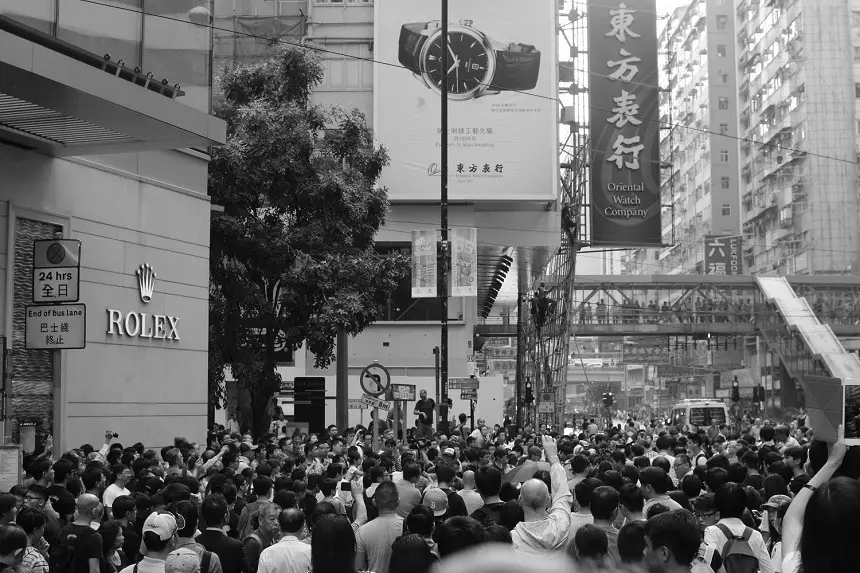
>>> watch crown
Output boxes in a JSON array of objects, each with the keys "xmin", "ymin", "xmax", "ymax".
[{"xmin": 461, "ymin": 19, "xmax": 473, "ymax": 26}]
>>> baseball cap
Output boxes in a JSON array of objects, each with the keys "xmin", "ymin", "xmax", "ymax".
[
  {"xmin": 144, "ymin": 477, "xmax": 165, "ymax": 496},
  {"xmin": 761, "ymin": 494, "xmax": 791, "ymax": 511},
  {"xmin": 422, "ymin": 487, "xmax": 448, "ymax": 517},
  {"xmin": 143, "ymin": 511, "xmax": 184, "ymax": 541},
  {"xmin": 241, "ymin": 435, "xmax": 258, "ymax": 450},
  {"xmin": 165, "ymin": 548, "xmax": 200, "ymax": 573},
  {"xmin": 444, "ymin": 448, "xmax": 456, "ymax": 456}
]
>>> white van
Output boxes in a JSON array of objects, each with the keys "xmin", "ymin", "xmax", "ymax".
[{"xmin": 669, "ymin": 399, "xmax": 729, "ymax": 430}]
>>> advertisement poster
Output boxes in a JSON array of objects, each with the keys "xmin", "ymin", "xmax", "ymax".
[
  {"xmin": 450, "ymin": 227, "xmax": 477, "ymax": 297},
  {"xmin": 588, "ymin": 0, "xmax": 662, "ymax": 246},
  {"xmin": 411, "ymin": 230, "xmax": 438, "ymax": 298},
  {"xmin": 705, "ymin": 235, "xmax": 743, "ymax": 275},
  {"xmin": 374, "ymin": 0, "xmax": 558, "ymax": 202}
]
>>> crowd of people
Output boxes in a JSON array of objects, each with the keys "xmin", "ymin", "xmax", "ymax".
[{"xmin": 0, "ymin": 409, "xmax": 854, "ymax": 573}]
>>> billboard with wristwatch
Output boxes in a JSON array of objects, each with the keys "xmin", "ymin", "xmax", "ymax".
[{"xmin": 374, "ymin": 0, "xmax": 558, "ymax": 202}]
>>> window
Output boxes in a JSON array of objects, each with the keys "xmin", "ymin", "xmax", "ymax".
[
  {"xmin": 0, "ymin": 0, "xmax": 55, "ymax": 34},
  {"xmin": 58, "ymin": 0, "xmax": 142, "ymax": 67},
  {"xmin": 718, "ymin": 97, "xmax": 729, "ymax": 109},
  {"xmin": 856, "ymin": 120, "xmax": 860, "ymax": 134},
  {"xmin": 717, "ymin": 44, "xmax": 727, "ymax": 57},
  {"xmin": 315, "ymin": 0, "xmax": 373, "ymax": 3},
  {"xmin": 721, "ymin": 176, "xmax": 730, "ymax": 189},
  {"xmin": 716, "ymin": 15, "xmax": 728, "ymax": 30},
  {"xmin": 719, "ymin": 123, "xmax": 729, "ymax": 135},
  {"xmin": 722, "ymin": 204, "xmax": 732, "ymax": 216},
  {"xmin": 377, "ymin": 244, "xmax": 441, "ymax": 321},
  {"xmin": 719, "ymin": 71, "xmax": 729, "ymax": 84},
  {"xmin": 318, "ymin": 42, "xmax": 374, "ymax": 91},
  {"xmin": 856, "ymin": 83, "xmax": 860, "ymax": 98},
  {"xmin": 853, "ymin": 10, "xmax": 860, "ymax": 26},
  {"xmin": 854, "ymin": 47, "xmax": 860, "ymax": 61},
  {"xmin": 720, "ymin": 150, "xmax": 729, "ymax": 162}
]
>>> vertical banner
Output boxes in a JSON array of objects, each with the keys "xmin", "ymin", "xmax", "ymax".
[
  {"xmin": 450, "ymin": 228, "xmax": 478, "ymax": 297},
  {"xmin": 293, "ymin": 377, "xmax": 325, "ymax": 435},
  {"xmin": 705, "ymin": 235, "xmax": 743, "ymax": 275},
  {"xmin": 588, "ymin": 0, "xmax": 662, "ymax": 246},
  {"xmin": 374, "ymin": 0, "xmax": 558, "ymax": 202},
  {"xmin": 411, "ymin": 230, "xmax": 438, "ymax": 298}
]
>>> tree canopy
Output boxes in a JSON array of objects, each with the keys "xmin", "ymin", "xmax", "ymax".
[{"xmin": 208, "ymin": 45, "xmax": 409, "ymax": 436}]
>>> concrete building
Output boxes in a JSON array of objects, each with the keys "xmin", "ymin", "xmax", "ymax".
[
  {"xmin": 628, "ymin": 0, "xmax": 742, "ymax": 276},
  {"xmin": 738, "ymin": 0, "xmax": 858, "ymax": 275},
  {"xmin": 0, "ymin": 1, "xmax": 225, "ymax": 450},
  {"xmin": 213, "ymin": 0, "xmax": 561, "ymax": 430}
]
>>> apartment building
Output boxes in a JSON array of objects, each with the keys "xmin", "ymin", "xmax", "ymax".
[{"xmin": 738, "ymin": 0, "xmax": 858, "ymax": 275}]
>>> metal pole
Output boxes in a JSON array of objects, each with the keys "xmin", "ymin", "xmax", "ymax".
[
  {"xmin": 439, "ymin": 0, "xmax": 450, "ymax": 429},
  {"xmin": 336, "ymin": 331, "xmax": 348, "ymax": 431},
  {"xmin": 372, "ymin": 408, "xmax": 379, "ymax": 452},
  {"xmin": 516, "ymin": 291, "xmax": 524, "ymax": 428},
  {"xmin": 434, "ymin": 346, "xmax": 441, "ymax": 423}
]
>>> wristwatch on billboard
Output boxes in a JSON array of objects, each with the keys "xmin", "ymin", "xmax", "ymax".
[{"xmin": 398, "ymin": 20, "xmax": 541, "ymax": 101}]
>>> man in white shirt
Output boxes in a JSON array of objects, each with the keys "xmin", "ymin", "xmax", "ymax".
[
  {"xmin": 640, "ymin": 467, "xmax": 682, "ymax": 517},
  {"xmin": 257, "ymin": 509, "xmax": 311, "ymax": 573},
  {"xmin": 103, "ymin": 465, "xmax": 132, "ymax": 519},
  {"xmin": 456, "ymin": 470, "xmax": 484, "ymax": 516},
  {"xmin": 703, "ymin": 483, "xmax": 774, "ymax": 573}
]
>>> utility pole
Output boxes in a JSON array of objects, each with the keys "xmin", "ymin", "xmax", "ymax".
[{"xmin": 438, "ymin": 0, "xmax": 450, "ymax": 428}]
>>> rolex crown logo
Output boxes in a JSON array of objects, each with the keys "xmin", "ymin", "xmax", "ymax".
[{"xmin": 136, "ymin": 263, "xmax": 156, "ymax": 303}]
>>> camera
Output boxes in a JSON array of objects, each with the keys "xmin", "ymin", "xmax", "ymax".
[{"xmin": 107, "ymin": 430, "xmax": 119, "ymax": 438}]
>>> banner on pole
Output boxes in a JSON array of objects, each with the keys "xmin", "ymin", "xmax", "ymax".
[
  {"xmin": 588, "ymin": 0, "xmax": 662, "ymax": 246},
  {"xmin": 411, "ymin": 230, "xmax": 438, "ymax": 298},
  {"xmin": 450, "ymin": 228, "xmax": 477, "ymax": 297}
]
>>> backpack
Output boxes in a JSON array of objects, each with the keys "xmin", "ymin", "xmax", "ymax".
[
  {"xmin": 49, "ymin": 528, "xmax": 95, "ymax": 573},
  {"xmin": 716, "ymin": 524, "xmax": 760, "ymax": 573}
]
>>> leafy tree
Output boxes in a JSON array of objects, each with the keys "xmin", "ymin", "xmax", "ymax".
[{"xmin": 208, "ymin": 45, "xmax": 409, "ymax": 438}]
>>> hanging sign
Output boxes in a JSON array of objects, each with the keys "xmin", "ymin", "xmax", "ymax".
[
  {"xmin": 411, "ymin": 230, "xmax": 438, "ymax": 298},
  {"xmin": 450, "ymin": 228, "xmax": 478, "ymax": 297}
]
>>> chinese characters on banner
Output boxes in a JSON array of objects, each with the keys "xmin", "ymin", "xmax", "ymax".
[
  {"xmin": 411, "ymin": 230, "xmax": 438, "ymax": 298},
  {"xmin": 704, "ymin": 235, "xmax": 743, "ymax": 275},
  {"xmin": 588, "ymin": 0, "xmax": 662, "ymax": 246},
  {"xmin": 450, "ymin": 228, "xmax": 478, "ymax": 297}
]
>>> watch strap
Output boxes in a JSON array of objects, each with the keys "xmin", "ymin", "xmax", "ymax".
[
  {"xmin": 492, "ymin": 43, "xmax": 541, "ymax": 91},
  {"xmin": 398, "ymin": 22, "xmax": 429, "ymax": 72}
]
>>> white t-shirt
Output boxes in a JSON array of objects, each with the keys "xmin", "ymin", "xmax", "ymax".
[{"xmin": 103, "ymin": 483, "xmax": 130, "ymax": 511}]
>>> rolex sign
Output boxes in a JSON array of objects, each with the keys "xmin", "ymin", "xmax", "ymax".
[
  {"xmin": 105, "ymin": 263, "xmax": 180, "ymax": 340},
  {"xmin": 374, "ymin": 0, "xmax": 559, "ymax": 202}
]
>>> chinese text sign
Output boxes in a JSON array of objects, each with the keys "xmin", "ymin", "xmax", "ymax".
[
  {"xmin": 704, "ymin": 235, "xmax": 742, "ymax": 275},
  {"xmin": 588, "ymin": 0, "xmax": 662, "ymax": 246}
]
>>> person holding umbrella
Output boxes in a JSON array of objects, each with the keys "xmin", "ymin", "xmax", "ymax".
[{"xmin": 510, "ymin": 435, "xmax": 572, "ymax": 555}]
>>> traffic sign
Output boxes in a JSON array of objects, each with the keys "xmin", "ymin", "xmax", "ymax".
[
  {"xmin": 538, "ymin": 401, "xmax": 554, "ymax": 413},
  {"xmin": 25, "ymin": 304, "xmax": 86, "ymax": 349},
  {"xmin": 449, "ymin": 377, "xmax": 479, "ymax": 390},
  {"xmin": 460, "ymin": 389, "xmax": 477, "ymax": 400},
  {"xmin": 392, "ymin": 384, "xmax": 416, "ymax": 401},
  {"xmin": 361, "ymin": 394, "xmax": 391, "ymax": 411},
  {"xmin": 360, "ymin": 363, "xmax": 391, "ymax": 397},
  {"xmin": 33, "ymin": 240, "xmax": 81, "ymax": 303},
  {"xmin": 348, "ymin": 399, "xmax": 368, "ymax": 410}
]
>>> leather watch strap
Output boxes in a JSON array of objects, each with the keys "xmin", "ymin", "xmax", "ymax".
[
  {"xmin": 492, "ymin": 43, "xmax": 541, "ymax": 91},
  {"xmin": 398, "ymin": 22, "xmax": 430, "ymax": 72}
]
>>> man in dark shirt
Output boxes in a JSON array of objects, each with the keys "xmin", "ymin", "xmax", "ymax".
[
  {"xmin": 196, "ymin": 495, "xmax": 248, "ymax": 573},
  {"xmin": 413, "ymin": 389, "xmax": 436, "ymax": 438},
  {"xmin": 56, "ymin": 494, "xmax": 103, "ymax": 573}
]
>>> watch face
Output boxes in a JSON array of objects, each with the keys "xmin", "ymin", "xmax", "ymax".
[{"xmin": 422, "ymin": 27, "xmax": 493, "ymax": 100}]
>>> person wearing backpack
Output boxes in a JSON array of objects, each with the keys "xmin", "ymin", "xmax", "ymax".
[
  {"xmin": 52, "ymin": 494, "xmax": 104, "ymax": 573},
  {"xmin": 118, "ymin": 511, "xmax": 181, "ymax": 573},
  {"xmin": 704, "ymin": 483, "xmax": 773, "ymax": 573}
]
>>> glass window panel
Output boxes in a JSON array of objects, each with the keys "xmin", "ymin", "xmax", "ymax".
[
  {"xmin": 0, "ymin": 0, "xmax": 55, "ymax": 35},
  {"xmin": 143, "ymin": 1, "xmax": 213, "ymax": 112},
  {"xmin": 58, "ymin": 0, "xmax": 141, "ymax": 66}
]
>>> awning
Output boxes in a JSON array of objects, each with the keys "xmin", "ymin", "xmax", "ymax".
[{"xmin": 0, "ymin": 15, "xmax": 225, "ymax": 157}]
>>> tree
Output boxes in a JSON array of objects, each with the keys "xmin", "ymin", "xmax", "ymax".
[{"xmin": 208, "ymin": 45, "xmax": 409, "ymax": 438}]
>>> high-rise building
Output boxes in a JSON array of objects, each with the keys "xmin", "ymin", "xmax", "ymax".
[
  {"xmin": 628, "ymin": 0, "xmax": 742, "ymax": 276},
  {"xmin": 738, "ymin": 0, "xmax": 858, "ymax": 275}
]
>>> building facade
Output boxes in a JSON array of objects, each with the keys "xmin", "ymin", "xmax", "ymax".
[{"xmin": 0, "ymin": 1, "xmax": 225, "ymax": 450}]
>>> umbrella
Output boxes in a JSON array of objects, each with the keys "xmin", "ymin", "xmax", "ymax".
[{"xmin": 502, "ymin": 461, "xmax": 552, "ymax": 483}]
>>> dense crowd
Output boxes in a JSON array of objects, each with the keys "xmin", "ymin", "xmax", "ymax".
[{"xmin": 0, "ymin": 409, "xmax": 854, "ymax": 573}]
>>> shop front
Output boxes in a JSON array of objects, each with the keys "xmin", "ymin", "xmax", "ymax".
[{"xmin": 0, "ymin": 11, "xmax": 225, "ymax": 450}]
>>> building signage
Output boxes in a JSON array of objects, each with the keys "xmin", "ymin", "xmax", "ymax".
[
  {"xmin": 106, "ymin": 264, "xmax": 180, "ymax": 340},
  {"xmin": 450, "ymin": 228, "xmax": 478, "ymax": 297},
  {"xmin": 588, "ymin": 0, "xmax": 661, "ymax": 246},
  {"xmin": 460, "ymin": 388, "xmax": 477, "ymax": 401},
  {"xmin": 348, "ymin": 399, "xmax": 368, "ymax": 410},
  {"xmin": 705, "ymin": 235, "xmax": 743, "ymax": 275},
  {"xmin": 374, "ymin": 0, "xmax": 558, "ymax": 202},
  {"xmin": 392, "ymin": 384, "xmax": 417, "ymax": 401},
  {"xmin": 295, "ymin": 377, "xmax": 326, "ymax": 434},
  {"xmin": 449, "ymin": 377, "xmax": 479, "ymax": 390},
  {"xmin": 25, "ymin": 304, "xmax": 86, "ymax": 349},
  {"xmin": 32, "ymin": 239, "xmax": 81, "ymax": 303},
  {"xmin": 411, "ymin": 230, "xmax": 438, "ymax": 298}
]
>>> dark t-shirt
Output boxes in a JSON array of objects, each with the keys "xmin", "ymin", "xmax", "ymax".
[
  {"xmin": 59, "ymin": 523, "xmax": 102, "ymax": 573},
  {"xmin": 414, "ymin": 398, "xmax": 435, "ymax": 427},
  {"xmin": 470, "ymin": 502, "xmax": 505, "ymax": 527}
]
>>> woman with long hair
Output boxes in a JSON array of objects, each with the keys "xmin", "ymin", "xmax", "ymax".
[
  {"xmin": 98, "ymin": 521, "xmax": 126, "ymax": 573},
  {"xmin": 389, "ymin": 534, "xmax": 437, "ymax": 573},
  {"xmin": 311, "ymin": 514, "xmax": 367, "ymax": 573}
]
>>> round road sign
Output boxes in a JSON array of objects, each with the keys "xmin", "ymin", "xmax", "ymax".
[
  {"xmin": 360, "ymin": 363, "xmax": 391, "ymax": 397},
  {"xmin": 46, "ymin": 243, "xmax": 66, "ymax": 265}
]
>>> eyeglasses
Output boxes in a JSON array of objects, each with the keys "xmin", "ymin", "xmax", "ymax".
[{"xmin": 24, "ymin": 495, "xmax": 45, "ymax": 503}]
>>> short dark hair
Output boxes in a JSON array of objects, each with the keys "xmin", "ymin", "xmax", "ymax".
[
  {"xmin": 645, "ymin": 510, "xmax": 701, "ymax": 565},
  {"xmin": 112, "ymin": 495, "xmax": 137, "ymax": 520},
  {"xmin": 434, "ymin": 516, "xmax": 486, "ymax": 558},
  {"xmin": 253, "ymin": 476, "xmax": 273, "ymax": 497},
  {"xmin": 785, "ymin": 446, "xmax": 807, "ymax": 465},
  {"xmin": 590, "ymin": 486, "xmax": 620, "ymax": 521},
  {"xmin": 474, "ymin": 467, "xmax": 502, "ymax": 498},
  {"xmin": 618, "ymin": 520, "xmax": 647, "ymax": 564},
  {"xmin": 714, "ymin": 483, "xmax": 747, "ymax": 519},
  {"xmin": 680, "ymin": 475, "xmax": 703, "ymax": 499},
  {"xmin": 201, "ymin": 494, "xmax": 229, "ymax": 526},
  {"xmin": 52, "ymin": 460, "xmax": 75, "ymax": 483},
  {"xmin": 405, "ymin": 505, "xmax": 434, "ymax": 537},
  {"xmin": 574, "ymin": 477, "xmax": 603, "ymax": 508},
  {"xmin": 402, "ymin": 462, "xmax": 421, "ymax": 481},
  {"xmin": 639, "ymin": 467, "xmax": 669, "ymax": 494},
  {"xmin": 618, "ymin": 483, "xmax": 644, "ymax": 513},
  {"xmin": 15, "ymin": 507, "xmax": 46, "ymax": 534}
]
